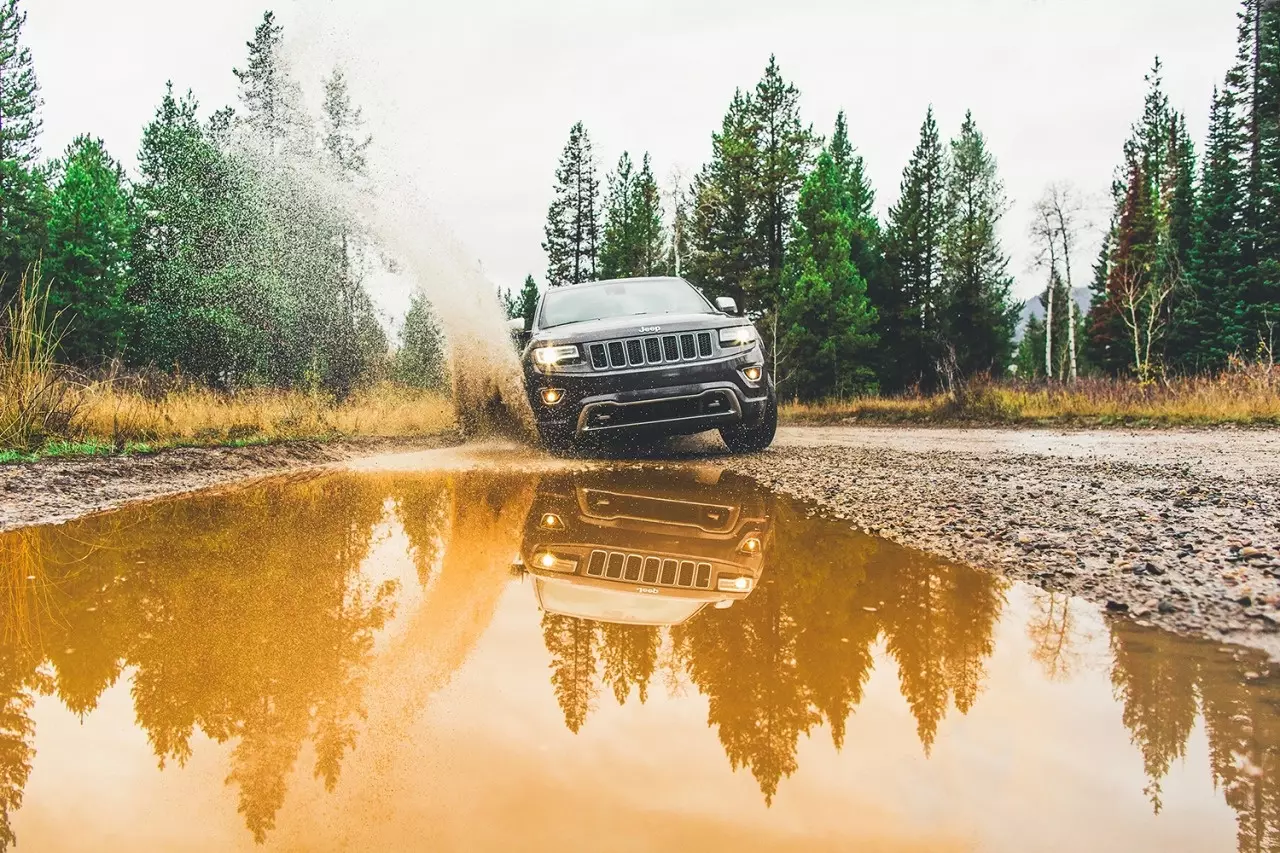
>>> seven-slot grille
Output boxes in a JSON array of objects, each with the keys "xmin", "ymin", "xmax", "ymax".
[
  {"xmin": 585, "ymin": 550, "xmax": 714, "ymax": 590},
  {"xmin": 588, "ymin": 331, "xmax": 716, "ymax": 371}
]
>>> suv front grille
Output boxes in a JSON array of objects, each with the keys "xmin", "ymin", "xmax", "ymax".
[
  {"xmin": 588, "ymin": 331, "xmax": 718, "ymax": 371},
  {"xmin": 585, "ymin": 549, "xmax": 714, "ymax": 590}
]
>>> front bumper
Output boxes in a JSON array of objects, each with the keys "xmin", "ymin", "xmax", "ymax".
[{"xmin": 526, "ymin": 352, "xmax": 770, "ymax": 439}]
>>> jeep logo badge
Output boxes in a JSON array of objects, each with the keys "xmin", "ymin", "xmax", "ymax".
[
  {"xmin": 639, "ymin": 326, "xmax": 662, "ymax": 334},
  {"xmin": 636, "ymin": 587, "xmax": 660, "ymax": 595}
]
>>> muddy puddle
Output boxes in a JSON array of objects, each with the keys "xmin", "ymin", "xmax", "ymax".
[{"xmin": 0, "ymin": 456, "xmax": 1277, "ymax": 852}]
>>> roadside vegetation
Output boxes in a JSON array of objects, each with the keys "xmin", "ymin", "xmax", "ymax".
[
  {"xmin": 781, "ymin": 362, "xmax": 1280, "ymax": 427},
  {"xmin": 0, "ymin": 272, "xmax": 451, "ymax": 462}
]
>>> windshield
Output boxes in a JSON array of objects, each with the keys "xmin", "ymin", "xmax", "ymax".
[{"xmin": 539, "ymin": 279, "xmax": 712, "ymax": 328}]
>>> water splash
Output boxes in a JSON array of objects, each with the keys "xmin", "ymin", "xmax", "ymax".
[{"xmin": 349, "ymin": 169, "xmax": 536, "ymax": 442}]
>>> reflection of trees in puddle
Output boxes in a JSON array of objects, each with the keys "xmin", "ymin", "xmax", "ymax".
[
  {"xmin": 542, "ymin": 495, "xmax": 1008, "ymax": 803},
  {"xmin": 537, "ymin": 488, "xmax": 1280, "ymax": 853},
  {"xmin": 0, "ymin": 472, "xmax": 455, "ymax": 849},
  {"xmin": 3, "ymin": 470, "xmax": 1280, "ymax": 852},
  {"xmin": 1109, "ymin": 620, "xmax": 1280, "ymax": 849}
]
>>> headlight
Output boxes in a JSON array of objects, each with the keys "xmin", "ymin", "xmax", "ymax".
[
  {"xmin": 718, "ymin": 576, "xmax": 754, "ymax": 593},
  {"xmin": 533, "ymin": 345, "xmax": 581, "ymax": 366},
  {"xmin": 718, "ymin": 326, "xmax": 756, "ymax": 347},
  {"xmin": 533, "ymin": 552, "xmax": 578, "ymax": 573}
]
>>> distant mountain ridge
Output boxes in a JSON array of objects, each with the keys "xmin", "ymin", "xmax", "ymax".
[{"xmin": 1015, "ymin": 287, "xmax": 1091, "ymax": 342}]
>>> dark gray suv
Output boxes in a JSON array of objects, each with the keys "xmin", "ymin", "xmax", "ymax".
[{"xmin": 512, "ymin": 276, "xmax": 777, "ymax": 453}]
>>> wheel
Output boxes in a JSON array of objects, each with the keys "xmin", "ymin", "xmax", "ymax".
[{"xmin": 720, "ymin": 389, "xmax": 777, "ymax": 453}]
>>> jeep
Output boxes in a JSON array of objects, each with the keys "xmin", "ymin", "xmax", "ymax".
[{"xmin": 511, "ymin": 276, "xmax": 777, "ymax": 453}]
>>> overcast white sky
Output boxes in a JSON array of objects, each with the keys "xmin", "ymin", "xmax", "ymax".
[{"xmin": 25, "ymin": 0, "xmax": 1240, "ymax": 315}]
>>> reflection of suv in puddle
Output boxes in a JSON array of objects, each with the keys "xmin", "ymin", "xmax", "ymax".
[{"xmin": 516, "ymin": 468, "xmax": 770, "ymax": 626}]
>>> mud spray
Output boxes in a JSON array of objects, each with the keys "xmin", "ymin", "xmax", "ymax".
[
  {"xmin": 262, "ymin": 20, "xmax": 538, "ymax": 444},
  {"xmin": 349, "ymin": 173, "xmax": 537, "ymax": 442}
]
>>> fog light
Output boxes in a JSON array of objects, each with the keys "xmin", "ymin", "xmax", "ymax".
[
  {"xmin": 739, "ymin": 536, "xmax": 762, "ymax": 554},
  {"xmin": 718, "ymin": 576, "xmax": 754, "ymax": 593},
  {"xmin": 539, "ymin": 513, "xmax": 565, "ymax": 531},
  {"xmin": 743, "ymin": 367, "xmax": 762, "ymax": 382},
  {"xmin": 541, "ymin": 388, "xmax": 564, "ymax": 406},
  {"xmin": 534, "ymin": 552, "xmax": 578, "ymax": 573}
]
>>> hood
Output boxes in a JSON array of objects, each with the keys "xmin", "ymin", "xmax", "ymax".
[
  {"xmin": 534, "ymin": 577, "xmax": 709, "ymax": 626},
  {"xmin": 532, "ymin": 312, "xmax": 746, "ymax": 346}
]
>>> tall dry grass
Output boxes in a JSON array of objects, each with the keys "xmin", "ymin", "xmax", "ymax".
[
  {"xmin": 73, "ymin": 380, "xmax": 455, "ymax": 451},
  {"xmin": 0, "ymin": 273, "xmax": 79, "ymax": 452},
  {"xmin": 782, "ymin": 363, "xmax": 1280, "ymax": 427},
  {"xmin": 0, "ymin": 271, "xmax": 454, "ymax": 459}
]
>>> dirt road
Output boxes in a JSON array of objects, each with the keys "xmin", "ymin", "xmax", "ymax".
[{"xmin": 728, "ymin": 425, "xmax": 1280, "ymax": 655}]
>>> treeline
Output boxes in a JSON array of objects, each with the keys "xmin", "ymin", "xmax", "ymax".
[
  {"xmin": 0, "ymin": 5, "xmax": 425, "ymax": 396},
  {"xmin": 532, "ymin": 60, "xmax": 1015, "ymax": 399},
  {"xmin": 529, "ymin": 0, "xmax": 1280, "ymax": 398}
]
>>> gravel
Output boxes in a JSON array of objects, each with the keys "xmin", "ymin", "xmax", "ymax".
[{"xmin": 725, "ymin": 425, "xmax": 1280, "ymax": 657}]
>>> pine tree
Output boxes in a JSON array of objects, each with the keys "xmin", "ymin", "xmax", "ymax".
[
  {"xmin": 130, "ymin": 84, "xmax": 259, "ymax": 379},
  {"xmin": 830, "ymin": 111, "xmax": 874, "ymax": 223},
  {"xmin": 233, "ymin": 11, "xmax": 305, "ymax": 153},
  {"xmin": 0, "ymin": 158, "xmax": 47, "ymax": 294},
  {"xmin": 778, "ymin": 150, "xmax": 878, "ymax": 399},
  {"xmin": 322, "ymin": 67, "xmax": 371, "ymax": 177},
  {"xmin": 881, "ymin": 107, "xmax": 948, "ymax": 391},
  {"xmin": 632, "ymin": 153, "xmax": 666, "ymax": 276},
  {"xmin": 321, "ymin": 65, "xmax": 376, "ymax": 398},
  {"xmin": 1088, "ymin": 59, "xmax": 1192, "ymax": 377},
  {"xmin": 688, "ymin": 90, "xmax": 760, "ymax": 309},
  {"xmin": 396, "ymin": 291, "xmax": 447, "ymax": 390},
  {"xmin": 940, "ymin": 111, "xmax": 1018, "ymax": 380},
  {"xmin": 599, "ymin": 152, "xmax": 637, "ymax": 279},
  {"xmin": 1177, "ymin": 85, "xmax": 1249, "ymax": 371},
  {"xmin": 45, "ymin": 136, "xmax": 135, "ymax": 364},
  {"xmin": 1233, "ymin": 0, "xmax": 1280, "ymax": 354},
  {"xmin": 750, "ymin": 56, "xmax": 817, "ymax": 316},
  {"xmin": 601, "ymin": 152, "xmax": 667, "ymax": 279},
  {"xmin": 0, "ymin": 0, "xmax": 40, "ymax": 165},
  {"xmin": 829, "ymin": 111, "xmax": 888, "ymax": 365},
  {"xmin": 0, "ymin": 0, "xmax": 46, "ymax": 294},
  {"xmin": 543, "ymin": 122, "xmax": 600, "ymax": 286},
  {"xmin": 514, "ymin": 274, "xmax": 540, "ymax": 328}
]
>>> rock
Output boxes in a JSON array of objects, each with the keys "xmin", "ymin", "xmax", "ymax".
[
  {"xmin": 1242, "ymin": 546, "xmax": 1268, "ymax": 560},
  {"xmin": 1239, "ymin": 595, "xmax": 1254, "ymax": 607},
  {"xmin": 1106, "ymin": 600, "xmax": 1130, "ymax": 613},
  {"xmin": 1158, "ymin": 600, "xmax": 1178, "ymax": 614}
]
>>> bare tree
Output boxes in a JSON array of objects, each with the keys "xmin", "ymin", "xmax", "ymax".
[
  {"xmin": 1115, "ymin": 258, "xmax": 1179, "ymax": 382},
  {"xmin": 1031, "ymin": 204, "xmax": 1059, "ymax": 380},
  {"xmin": 1032, "ymin": 184, "xmax": 1087, "ymax": 383},
  {"xmin": 1045, "ymin": 185, "xmax": 1084, "ymax": 382},
  {"xmin": 665, "ymin": 165, "xmax": 689, "ymax": 277},
  {"xmin": 1027, "ymin": 592, "xmax": 1079, "ymax": 681}
]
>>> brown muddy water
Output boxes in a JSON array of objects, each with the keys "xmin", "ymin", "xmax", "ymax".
[{"xmin": 0, "ymin": 453, "xmax": 1277, "ymax": 852}]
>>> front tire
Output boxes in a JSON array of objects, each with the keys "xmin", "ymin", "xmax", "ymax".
[{"xmin": 720, "ymin": 389, "xmax": 777, "ymax": 453}]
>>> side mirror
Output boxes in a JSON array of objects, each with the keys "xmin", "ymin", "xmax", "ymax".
[
  {"xmin": 507, "ymin": 317, "xmax": 528, "ymax": 334},
  {"xmin": 715, "ymin": 297, "xmax": 739, "ymax": 316}
]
